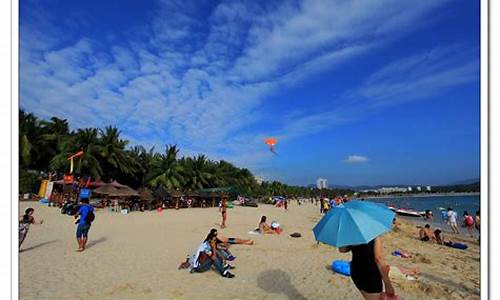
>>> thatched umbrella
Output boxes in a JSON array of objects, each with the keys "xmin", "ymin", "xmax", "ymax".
[
  {"xmin": 169, "ymin": 190, "xmax": 184, "ymax": 209},
  {"xmin": 208, "ymin": 191, "xmax": 221, "ymax": 207},
  {"xmin": 138, "ymin": 188, "xmax": 154, "ymax": 202},
  {"xmin": 93, "ymin": 184, "xmax": 121, "ymax": 196},
  {"xmin": 187, "ymin": 191, "xmax": 200, "ymax": 197},
  {"xmin": 109, "ymin": 180, "xmax": 128, "ymax": 188},
  {"xmin": 89, "ymin": 179, "xmax": 106, "ymax": 188},
  {"xmin": 115, "ymin": 186, "xmax": 139, "ymax": 197}
]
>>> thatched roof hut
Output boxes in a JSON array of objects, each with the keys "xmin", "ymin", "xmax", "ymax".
[
  {"xmin": 114, "ymin": 186, "xmax": 139, "ymax": 197},
  {"xmin": 109, "ymin": 180, "xmax": 128, "ymax": 188},
  {"xmin": 186, "ymin": 191, "xmax": 201, "ymax": 197},
  {"xmin": 93, "ymin": 184, "xmax": 121, "ymax": 196},
  {"xmin": 138, "ymin": 188, "xmax": 154, "ymax": 202},
  {"xmin": 169, "ymin": 190, "xmax": 183, "ymax": 198}
]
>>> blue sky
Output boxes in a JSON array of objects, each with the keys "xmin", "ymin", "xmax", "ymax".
[{"xmin": 20, "ymin": 0, "xmax": 480, "ymax": 186}]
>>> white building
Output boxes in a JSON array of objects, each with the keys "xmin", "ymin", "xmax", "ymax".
[
  {"xmin": 316, "ymin": 178, "xmax": 328, "ymax": 189},
  {"xmin": 416, "ymin": 186, "xmax": 422, "ymax": 192},
  {"xmin": 426, "ymin": 186, "xmax": 431, "ymax": 191},
  {"xmin": 407, "ymin": 186, "xmax": 413, "ymax": 192},
  {"xmin": 254, "ymin": 176, "xmax": 264, "ymax": 185},
  {"xmin": 378, "ymin": 187, "xmax": 408, "ymax": 194}
]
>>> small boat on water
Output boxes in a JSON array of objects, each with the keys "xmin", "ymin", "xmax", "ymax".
[{"xmin": 395, "ymin": 208, "xmax": 425, "ymax": 218}]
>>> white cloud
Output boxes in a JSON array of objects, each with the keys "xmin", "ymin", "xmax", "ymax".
[
  {"xmin": 20, "ymin": 0, "xmax": 474, "ymax": 175},
  {"xmin": 345, "ymin": 155, "xmax": 369, "ymax": 163}
]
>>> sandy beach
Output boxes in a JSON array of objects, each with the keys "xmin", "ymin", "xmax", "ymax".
[{"xmin": 19, "ymin": 201, "xmax": 480, "ymax": 300}]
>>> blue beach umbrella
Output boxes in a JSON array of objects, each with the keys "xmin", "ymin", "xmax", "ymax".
[{"xmin": 313, "ymin": 201, "xmax": 395, "ymax": 247}]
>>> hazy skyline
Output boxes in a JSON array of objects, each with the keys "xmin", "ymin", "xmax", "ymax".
[{"xmin": 20, "ymin": 0, "xmax": 480, "ymax": 186}]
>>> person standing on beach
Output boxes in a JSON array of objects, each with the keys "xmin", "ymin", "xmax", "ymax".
[
  {"xmin": 339, "ymin": 237, "xmax": 396, "ymax": 300},
  {"xmin": 220, "ymin": 197, "xmax": 228, "ymax": 228},
  {"xmin": 284, "ymin": 199, "xmax": 288, "ymax": 210},
  {"xmin": 75, "ymin": 198, "xmax": 95, "ymax": 252},
  {"xmin": 19, "ymin": 208, "xmax": 44, "ymax": 248},
  {"xmin": 463, "ymin": 211, "xmax": 475, "ymax": 237},
  {"xmin": 447, "ymin": 207, "xmax": 459, "ymax": 234}
]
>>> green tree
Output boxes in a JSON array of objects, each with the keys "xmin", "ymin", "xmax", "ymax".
[{"xmin": 146, "ymin": 145, "xmax": 184, "ymax": 190}]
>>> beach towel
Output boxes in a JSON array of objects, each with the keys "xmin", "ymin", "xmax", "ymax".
[
  {"xmin": 248, "ymin": 228, "xmax": 260, "ymax": 235},
  {"xmin": 190, "ymin": 242, "xmax": 210, "ymax": 269},
  {"xmin": 392, "ymin": 250, "xmax": 412, "ymax": 258}
]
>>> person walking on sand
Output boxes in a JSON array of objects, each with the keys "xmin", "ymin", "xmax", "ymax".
[
  {"xmin": 220, "ymin": 197, "xmax": 228, "ymax": 228},
  {"xmin": 339, "ymin": 237, "xmax": 396, "ymax": 300},
  {"xmin": 447, "ymin": 207, "xmax": 459, "ymax": 234},
  {"xmin": 75, "ymin": 198, "xmax": 95, "ymax": 252},
  {"xmin": 19, "ymin": 208, "xmax": 43, "ymax": 248}
]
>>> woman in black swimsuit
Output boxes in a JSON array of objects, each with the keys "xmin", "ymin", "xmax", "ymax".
[{"xmin": 339, "ymin": 237, "xmax": 395, "ymax": 300}]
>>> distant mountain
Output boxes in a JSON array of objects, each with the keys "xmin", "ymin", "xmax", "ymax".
[
  {"xmin": 309, "ymin": 178, "xmax": 480, "ymax": 191},
  {"xmin": 448, "ymin": 178, "xmax": 480, "ymax": 185}
]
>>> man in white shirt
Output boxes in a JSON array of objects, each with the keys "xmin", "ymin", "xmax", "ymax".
[{"xmin": 447, "ymin": 207, "xmax": 460, "ymax": 234}]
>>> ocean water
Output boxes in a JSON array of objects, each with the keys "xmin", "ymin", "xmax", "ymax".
[{"xmin": 367, "ymin": 195, "xmax": 480, "ymax": 235}]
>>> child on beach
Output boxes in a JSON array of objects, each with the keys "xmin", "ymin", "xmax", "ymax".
[{"xmin": 19, "ymin": 208, "xmax": 44, "ymax": 248}]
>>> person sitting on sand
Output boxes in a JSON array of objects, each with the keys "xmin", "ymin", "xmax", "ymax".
[
  {"xmin": 208, "ymin": 228, "xmax": 236, "ymax": 261},
  {"xmin": 190, "ymin": 231, "xmax": 235, "ymax": 278},
  {"xmin": 419, "ymin": 224, "xmax": 434, "ymax": 242},
  {"xmin": 433, "ymin": 229, "xmax": 454, "ymax": 246},
  {"xmin": 258, "ymin": 216, "xmax": 276, "ymax": 234}
]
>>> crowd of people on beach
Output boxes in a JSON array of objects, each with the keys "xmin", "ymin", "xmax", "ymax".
[
  {"xmin": 20, "ymin": 193, "xmax": 478, "ymax": 300},
  {"xmin": 318, "ymin": 196, "xmax": 350, "ymax": 214}
]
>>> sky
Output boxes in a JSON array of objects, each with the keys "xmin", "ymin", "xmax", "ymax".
[{"xmin": 20, "ymin": 0, "xmax": 480, "ymax": 186}]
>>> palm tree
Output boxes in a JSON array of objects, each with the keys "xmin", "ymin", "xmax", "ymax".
[
  {"xmin": 127, "ymin": 145, "xmax": 155, "ymax": 187},
  {"xmin": 146, "ymin": 145, "xmax": 184, "ymax": 190},
  {"xmin": 96, "ymin": 126, "xmax": 136, "ymax": 179},
  {"xmin": 19, "ymin": 111, "xmax": 47, "ymax": 169},
  {"xmin": 39, "ymin": 117, "xmax": 70, "ymax": 162},
  {"xmin": 49, "ymin": 128, "xmax": 102, "ymax": 178},
  {"xmin": 180, "ymin": 155, "xmax": 213, "ymax": 190}
]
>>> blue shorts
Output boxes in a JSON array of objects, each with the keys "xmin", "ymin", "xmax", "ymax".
[
  {"xmin": 227, "ymin": 238, "xmax": 236, "ymax": 244},
  {"xmin": 76, "ymin": 223, "xmax": 91, "ymax": 238}
]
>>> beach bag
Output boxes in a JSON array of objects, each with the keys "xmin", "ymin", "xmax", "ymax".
[{"xmin": 86, "ymin": 210, "xmax": 95, "ymax": 224}]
